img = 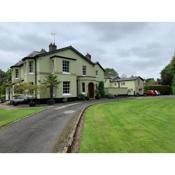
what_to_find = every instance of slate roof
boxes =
[10,60,24,68]
[114,76,144,82]
[10,46,105,71]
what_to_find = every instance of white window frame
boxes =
[82,65,86,75]
[63,81,70,94]
[82,82,85,93]
[15,69,19,78]
[29,61,34,73]
[62,60,70,73]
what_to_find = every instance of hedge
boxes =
[144,85,171,95]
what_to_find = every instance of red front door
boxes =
[88,83,94,98]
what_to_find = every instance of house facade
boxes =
[104,76,144,95]
[7,43,105,101]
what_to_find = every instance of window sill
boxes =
[63,93,71,96]
[62,72,71,75]
[28,72,35,75]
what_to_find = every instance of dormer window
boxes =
[29,61,34,73]
[62,60,69,73]
[15,69,19,78]
[82,65,86,75]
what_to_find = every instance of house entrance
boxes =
[88,82,94,98]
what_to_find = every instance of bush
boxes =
[78,94,86,101]
[29,101,36,107]
[98,81,105,97]
[144,85,171,95]
[85,96,89,100]
[47,99,55,105]
[62,98,68,103]
[106,93,115,99]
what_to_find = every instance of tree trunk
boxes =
[50,86,53,99]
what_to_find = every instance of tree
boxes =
[145,78,158,86]
[161,55,175,85]
[98,81,105,97]
[104,68,118,77]
[172,74,175,95]
[42,74,60,99]
[0,69,7,99]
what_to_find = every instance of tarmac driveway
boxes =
[0,101,93,153]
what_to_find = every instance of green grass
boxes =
[0,107,45,127]
[80,98,175,153]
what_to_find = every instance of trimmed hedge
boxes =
[144,85,171,95]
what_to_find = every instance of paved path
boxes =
[0,100,100,153]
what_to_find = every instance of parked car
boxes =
[10,95,31,105]
[145,90,160,96]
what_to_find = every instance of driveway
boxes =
[0,100,101,153]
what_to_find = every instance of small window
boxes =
[29,61,34,73]
[82,65,86,75]
[62,60,69,72]
[96,70,98,76]
[63,81,70,94]
[82,82,85,93]
[121,81,125,85]
[15,69,19,78]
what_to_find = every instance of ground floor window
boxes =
[82,82,85,93]
[63,81,70,94]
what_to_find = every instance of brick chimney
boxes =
[49,43,57,52]
[85,53,91,60]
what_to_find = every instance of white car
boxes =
[10,95,32,105]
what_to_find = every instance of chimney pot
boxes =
[49,43,57,52]
[85,53,91,60]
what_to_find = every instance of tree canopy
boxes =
[104,68,118,78]
[160,55,175,86]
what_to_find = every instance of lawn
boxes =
[80,98,175,153]
[0,107,45,127]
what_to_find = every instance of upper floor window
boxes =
[82,65,86,75]
[96,70,98,76]
[29,61,34,73]
[63,81,70,94]
[15,69,19,78]
[82,82,85,93]
[62,60,69,72]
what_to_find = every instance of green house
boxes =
[7,43,105,101]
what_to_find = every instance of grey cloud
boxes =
[0,22,175,79]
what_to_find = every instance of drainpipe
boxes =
[34,58,37,99]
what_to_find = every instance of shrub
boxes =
[47,99,55,105]
[62,98,68,103]
[98,81,105,97]
[78,94,86,101]
[106,93,115,99]
[144,85,171,95]
[29,101,36,107]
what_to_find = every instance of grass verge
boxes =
[0,107,45,127]
[80,98,175,153]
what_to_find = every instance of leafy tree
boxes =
[98,81,105,97]
[172,74,175,95]
[42,74,60,99]
[145,78,158,85]
[104,68,118,78]
[161,55,175,85]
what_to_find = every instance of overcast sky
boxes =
[0,22,174,79]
